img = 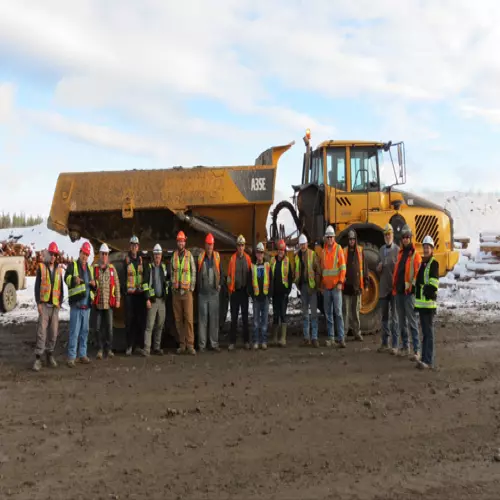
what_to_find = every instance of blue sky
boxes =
[1,0,500,216]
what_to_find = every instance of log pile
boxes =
[479,231,500,259]
[0,240,73,276]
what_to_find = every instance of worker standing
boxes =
[197,233,223,353]
[171,231,197,355]
[32,242,64,371]
[415,235,439,369]
[93,243,121,360]
[270,239,292,347]
[376,224,400,353]
[392,224,422,360]
[342,229,368,341]
[227,235,252,351]
[320,225,346,347]
[142,244,168,356]
[124,236,146,356]
[251,242,273,350]
[65,242,96,367]
[294,234,321,347]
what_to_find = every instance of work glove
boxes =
[423,285,437,301]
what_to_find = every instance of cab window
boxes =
[310,150,324,185]
[326,148,346,191]
[350,147,380,192]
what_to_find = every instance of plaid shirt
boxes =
[95,265,121,310]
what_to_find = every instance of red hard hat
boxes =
[278,239,286,250]
[81,242,91,255]
[177,231,186,241]
[205,233,215,245]
[48,242,59,254]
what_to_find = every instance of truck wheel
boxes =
[1,282,17,313]
[360,242,381,333]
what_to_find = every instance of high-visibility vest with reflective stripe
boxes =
[392,245,422,295]
[270,256,290,289]
[343,245,364,289]
[39,263,63,307]
[321,244,346,288]
[94,264,117,307]
[126,257,143,293]
[143,263,168,298]
[172,250,192,290]
[415,257,439,309]
[252,262,270,296]
[66,261,95,300]
[198,251,221,289]
[294,249,316,289]
[227,252,252,294]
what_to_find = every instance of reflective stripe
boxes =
[127,258,143,292]
[252,262,270,296]
[68,261,95,300]
[39,263,62,306]
[294,249,316,289]
[415,257,438,309]
[172,250,191,290]
[271,256,290,289]
[147,263,168,298]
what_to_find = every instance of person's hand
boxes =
[90,280,96,288]
[376,263,382,273]
[146,299,152,309]
[115,301,120,309]
[37,304,42,315]
[75,277,82,285]
[336,283,343,290]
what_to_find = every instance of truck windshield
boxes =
[350,147,380,192]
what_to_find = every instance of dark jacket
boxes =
[64,259,96,306]
[34,263,65,306]
[415,257,439,303]
[343,234,368,296]
[143,262,169,302]
[272,256,293,296]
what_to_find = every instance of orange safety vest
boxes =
[270,256,290,289]
[392,244,422,295]
[39,263,63,307]
[172,250,192,290]
[343,245,364,290]
[321,243,346,290]
[93,264,117,308]
[227,252,252,294]
[197,251,221,274]
[126,255,143,294]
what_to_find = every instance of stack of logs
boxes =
[479,232,500,260]
[0,241,73,276]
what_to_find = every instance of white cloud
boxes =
[0,83,15,123]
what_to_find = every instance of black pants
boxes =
[419,309,435,366]
[230,289,249,344]
[272,293,288,325]
[126,294,146,350]
[95,308,113,352]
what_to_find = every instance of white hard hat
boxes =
[298,234,308,245]
[130,235,139,244]
[256,242,265,252]
[236,234,246,245]
[422,235,434,247]
[325,225,335,237]
[153,244,162,254]
[99,243,110,253]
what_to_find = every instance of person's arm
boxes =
[113,267,121,306]
[59,267,65,306]
[337,247,346,288]
[219,257,225,291]
[190,253,196,292]
[363,249,369,290]
[423,260,439,300]
[34,266,41,305]
[143,265,151,300]
[64,262,75,288]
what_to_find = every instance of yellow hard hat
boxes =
[236,234,246,245]
[383,223,394,234]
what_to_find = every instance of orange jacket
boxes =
[227,252,252,294]
[392,244,422,295]
[343,245,365,290]
[320,243,346,290]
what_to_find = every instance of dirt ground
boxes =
[1,314,500,500]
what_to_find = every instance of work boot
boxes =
[244,343,251,350]
[253,343,259,351]
[125,346,132,356]
[354,333,363,342]
[106,350,115,359]
[153,349,164,356]
[377,345,390,353]
[213,346,221,353]
[67,359,76,368]
[46,353,58,368]
[335,339,347,348]
[187,346,196,356]
[261,343,268,350]
[312,339,319,348]
[301,338,311,347]
[32,358,42,372]
[390,347,398,355]
[176,346,186,355]
[399,347,410,357]
[78,356,91,364]
[417,361,430,370]
[139,348,150,357]
[278,324,287,347]
[228,344,235,352]
[410,351,421,362]
[271,324,279,346]
[325,338,333,347]
[96,350,103,360]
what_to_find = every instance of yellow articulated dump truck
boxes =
[48,131,459,335]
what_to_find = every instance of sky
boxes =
[1,0,500,216]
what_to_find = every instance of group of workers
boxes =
[31,221,439,372]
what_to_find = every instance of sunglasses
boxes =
[326,236,334,239]
[402,235,410,239]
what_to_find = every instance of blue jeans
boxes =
[68,306,91,360]
[301,285,318,340]
[380,295,399,348]
[323,288,344,341]
[253,298,269,344]
[395,294,419,352]
[419,309,435,366]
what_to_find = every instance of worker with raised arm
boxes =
[342,229,368,341]
[415,235,439,370]
[270,239,293,347]
[65,242,96,367]
[376,224,400,353]
[141,244,168,356]
[197,233,223,353]
[171,231,197,355]
[392,224,422,360]
[227,234,252,351]
[295,233,321,347]
[32,242,64,372]
[124,236,146,356]
[251,242,273,350]
[93,243,120,360]
[320,225,346,348]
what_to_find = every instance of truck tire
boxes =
[1,282,17,313]
[359,241,381,333]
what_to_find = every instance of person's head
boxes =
[383,224,394,245]
[324,225,335,248]
[153,244,162,265]
[256,242,265,263]
[129,236,139,256]
[80,242,91,264]
[236,235,246,256]
[177,231,186,251]
[277,239,286,259]
[401,225,412,248]
[423,235,434,258]
[348,230,356,248]
[47,242,59,265]
[205,233,214,256]
[298,234,308,253]
[99,243,110,266]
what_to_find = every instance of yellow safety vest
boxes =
[39,263,63,307]
[271,256,290,289]
[66,261,95,301]
[252,262,270,296]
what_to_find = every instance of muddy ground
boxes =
[1,315,500,500]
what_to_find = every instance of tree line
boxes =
[0,213,44,229]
